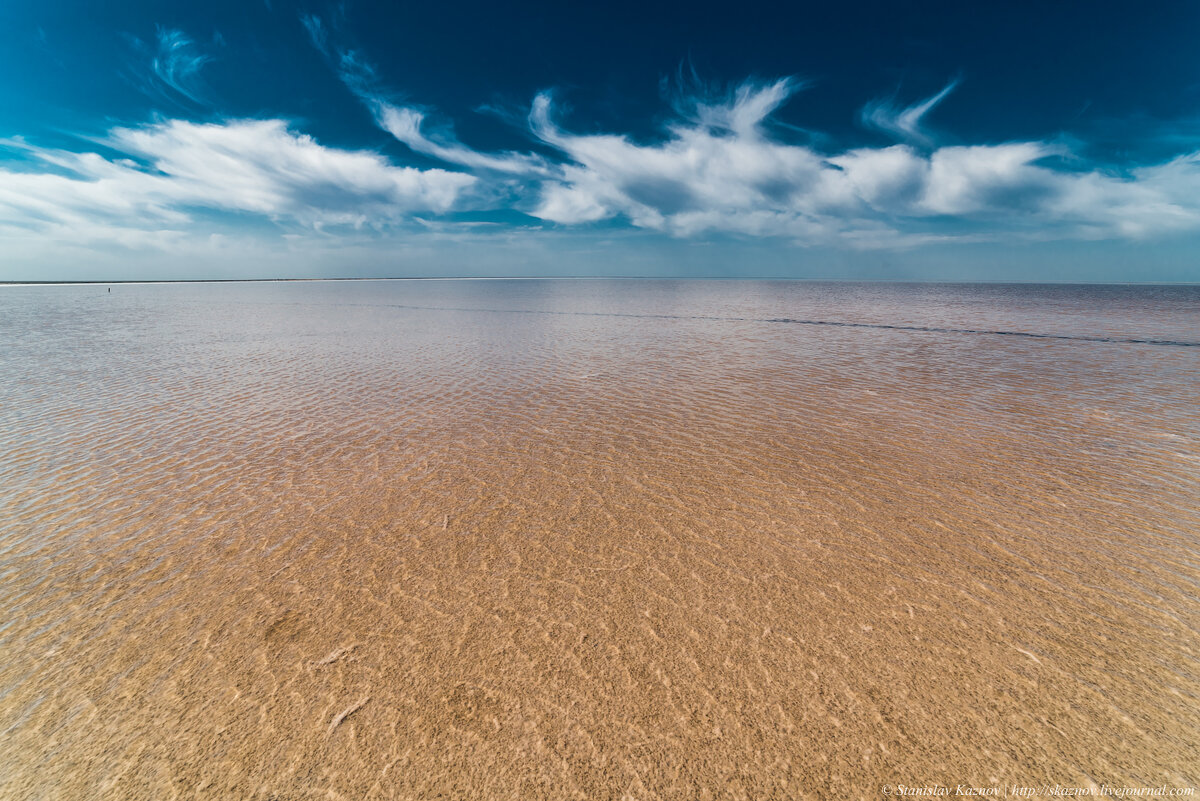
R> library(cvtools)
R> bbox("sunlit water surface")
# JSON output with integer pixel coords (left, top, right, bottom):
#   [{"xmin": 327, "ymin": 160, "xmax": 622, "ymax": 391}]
[{"xmin": 1, "ymin": 280, "xmax": 1198, "ymax": 799}]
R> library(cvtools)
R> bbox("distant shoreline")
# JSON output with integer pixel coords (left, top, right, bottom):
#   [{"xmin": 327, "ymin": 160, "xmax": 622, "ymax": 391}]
[{"xmin": 2, "ymin": 277, "xmax": 1198, "ymax": 287}]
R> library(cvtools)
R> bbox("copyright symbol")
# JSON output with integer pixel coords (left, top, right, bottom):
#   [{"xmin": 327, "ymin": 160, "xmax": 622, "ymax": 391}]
[{"xmin": 882, "ymin": 786, "xmax": 893, "ymax": 796}]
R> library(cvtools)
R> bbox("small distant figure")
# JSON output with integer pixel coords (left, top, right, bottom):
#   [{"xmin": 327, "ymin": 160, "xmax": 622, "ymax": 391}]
[{"xmin": 107, "ymin": 287, "xmax": 111, "ymax": 293}]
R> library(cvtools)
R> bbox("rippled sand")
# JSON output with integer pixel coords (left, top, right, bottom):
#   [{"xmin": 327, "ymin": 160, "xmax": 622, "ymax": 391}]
[{"xmin": 1, "ymin": 280, "xmax": 1198, "ymax": 799}]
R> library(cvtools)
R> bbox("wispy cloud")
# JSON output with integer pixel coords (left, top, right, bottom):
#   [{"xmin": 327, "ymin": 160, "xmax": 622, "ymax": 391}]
[
  {"xmin": 371, "ymin": 104, "xmax": 549, "ymax": 175},
  {"xmin": 860, "ymin": 79, "xmax": 959, "ymax": 146},
  {"xmin": 126, "ymin": 27, "xmax": 216, "ymax": 107},
  {"xmin": 301, "ymin": 14, "xmax": 546, "ymax": 175},
  {"xmin": 152, "ymin": 28, "xmax": 212, "ymax": 104}
]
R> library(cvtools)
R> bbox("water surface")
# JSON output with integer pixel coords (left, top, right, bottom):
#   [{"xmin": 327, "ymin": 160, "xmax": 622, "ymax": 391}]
[{"xmin": 1, "ymin": 280, "xmax": 1198, "ymax": 799}]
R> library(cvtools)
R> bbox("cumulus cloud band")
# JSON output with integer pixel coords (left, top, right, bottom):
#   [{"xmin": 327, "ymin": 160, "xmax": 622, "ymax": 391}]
[
  {"xmin": 510, "ymin": 82, "xmax": 1200, "ymax": 244},
  {"xmin": 5, "ymin": 58, "xmax": 1200, "ymax": 256},
  {"xmin": 291, "ymin": 14, "xmax": 1200, "ymax": 248},
  {"xmin": 0, "ymin": 118, "xmax": 474, "ymax": 247}
]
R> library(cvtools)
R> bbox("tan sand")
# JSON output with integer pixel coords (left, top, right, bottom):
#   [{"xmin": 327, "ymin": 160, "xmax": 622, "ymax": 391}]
[{"xmin": 1, "ymin": 286, "xmax": 1198, "ymax": 799}]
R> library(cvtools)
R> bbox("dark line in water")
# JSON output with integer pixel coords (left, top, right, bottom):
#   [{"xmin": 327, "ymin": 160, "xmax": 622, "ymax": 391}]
[
  {"xmin": 353, "ymin": 303, "xmax": 1199, "ymax": 348},
  {"xmin": 188, "ymin": 298, "xmax": 1198, "ymax": 348}
]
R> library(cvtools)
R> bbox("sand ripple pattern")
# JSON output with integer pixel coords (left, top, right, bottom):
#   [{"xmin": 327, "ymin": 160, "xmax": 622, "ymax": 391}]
[{"xmin": 1, "ymin": 280, "xmax": 1198, "ymax": 800}]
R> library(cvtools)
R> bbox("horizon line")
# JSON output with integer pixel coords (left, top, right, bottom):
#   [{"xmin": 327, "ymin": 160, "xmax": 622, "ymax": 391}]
[{"xmin": 3, "ymin": 277, "xmax": 1199, "ymax": 288}]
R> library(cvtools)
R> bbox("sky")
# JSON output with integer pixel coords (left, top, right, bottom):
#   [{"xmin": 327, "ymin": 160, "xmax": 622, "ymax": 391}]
[{"xmin": 2, "ymin": 0, "xmax": 1199, "ymax": 282}]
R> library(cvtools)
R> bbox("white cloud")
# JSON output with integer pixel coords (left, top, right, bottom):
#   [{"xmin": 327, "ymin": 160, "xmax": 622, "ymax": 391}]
[
  {"xmin": 6, "ymin": 54, "xmax": 1200, "ymax": 266},
  {"xmin": 295, "ymin": 17, "xmax": 1200, "ymax": 248},
  {"xmin": 920, "ymin": 143, "xmax": 1059, "ymax": 215},
  {"xmin": 860, "ymin": 80, "xmax": 959, "ymax": 146},
  {"xmin": 150, "ymin": 28, "xmax": 212, "ymax": 105},
  {"xmin": 1047, "ymin": 154, "xmax": 1200, "ymax": 237},
  {"xmin": 515, "ymin": 81, "xmax": 1200, "ymax": 246},
  {"xmin": 527, "ymin": 84, "xmax": 834, "ymax": 235},
  {"xmin": 0, "ymin": 118, "xmax": 476, "ymax": 241},
  {"xmin": 373, "ymin": 103, "xmax": 548, "ymax": 175},
  {"xmin": 302, "ymin": 13, "xmax": 545, "ymax": 175},
  {"xmin": 123, "ymin": 27, "xmax": 216, "ymax": 107}
]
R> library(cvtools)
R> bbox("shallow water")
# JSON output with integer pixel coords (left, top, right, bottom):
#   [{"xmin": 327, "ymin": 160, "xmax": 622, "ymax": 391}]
[{"xmin": 1, "ymin": 280, "xmax": 1198, "ymax": 799}]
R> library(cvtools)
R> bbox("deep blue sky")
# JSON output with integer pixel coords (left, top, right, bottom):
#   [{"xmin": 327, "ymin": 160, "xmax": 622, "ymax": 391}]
[{"xmin": 2, "ymin": 0, "xmax": 1199, "ymax": 281}]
